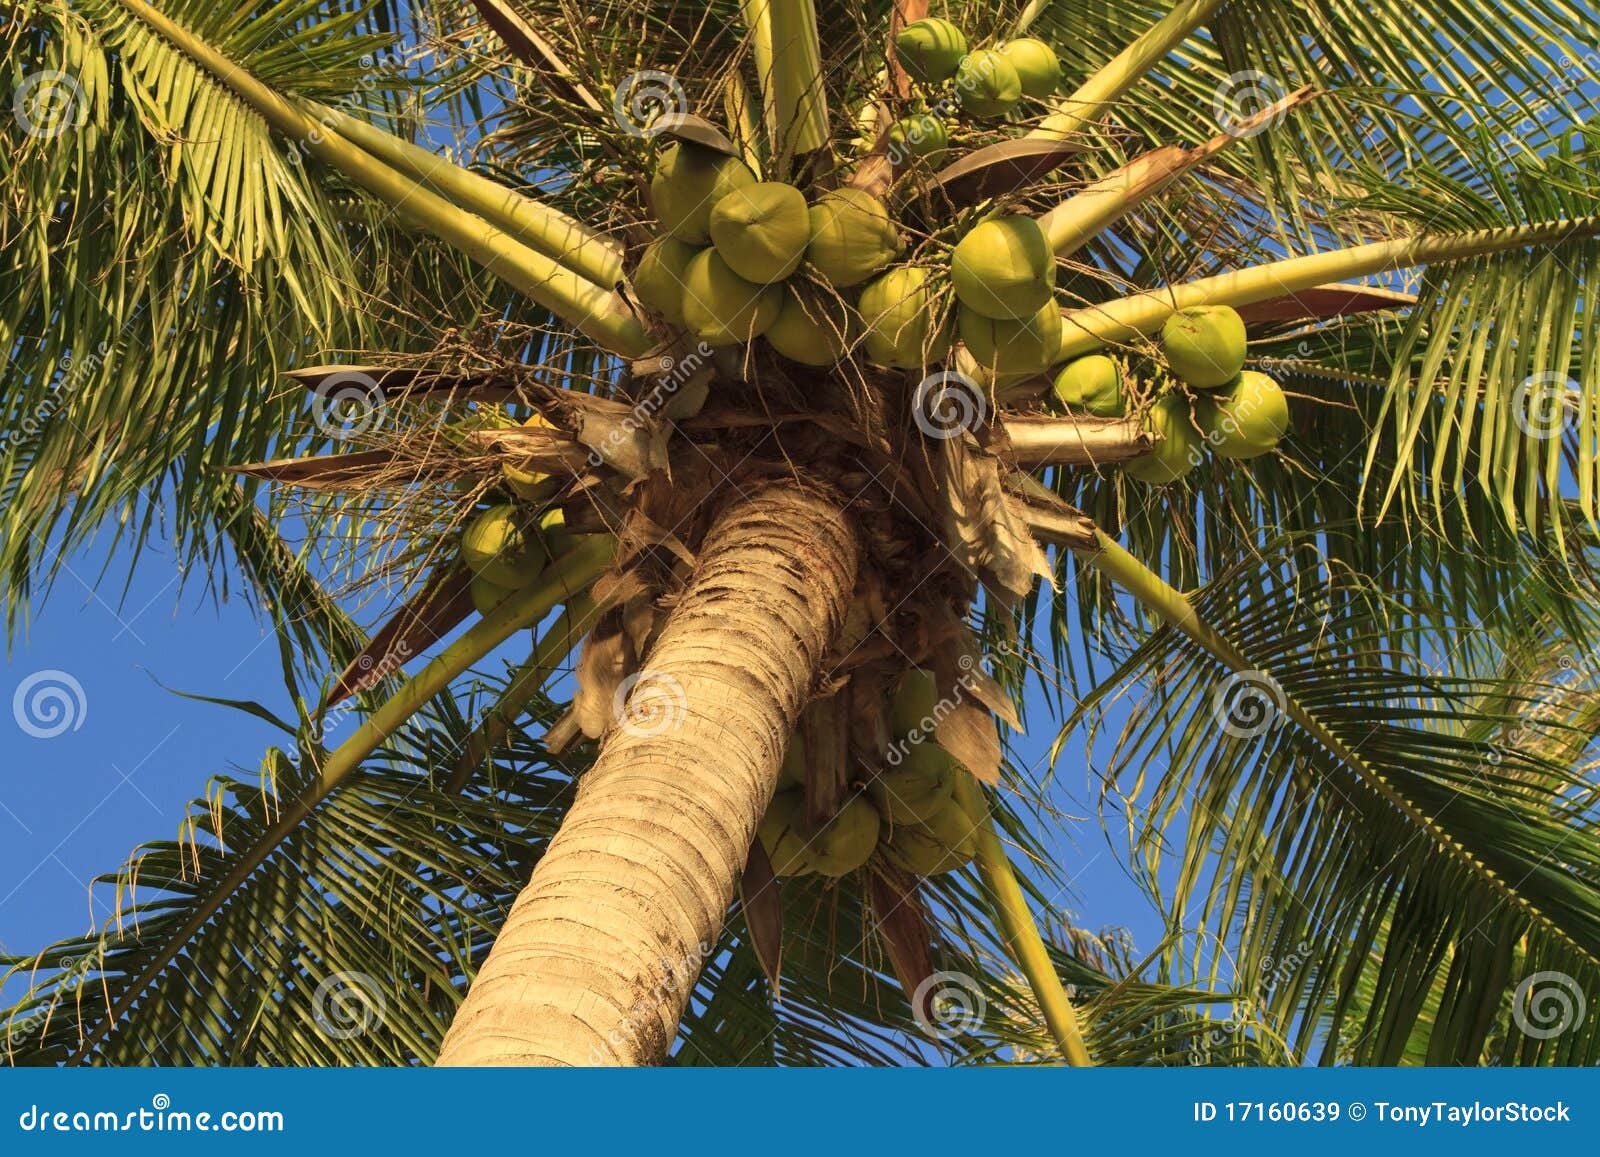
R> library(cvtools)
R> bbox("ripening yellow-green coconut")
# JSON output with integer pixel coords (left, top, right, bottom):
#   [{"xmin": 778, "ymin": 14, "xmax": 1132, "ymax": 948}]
[
  {"xmin": 1160, "ymin": 304, "xmax": 1249, "ymax": 389},
  {"xmin": 708, "ymin": 181, "xmax": 810, "ymax": 284},
  {"xmin": 1199, "ymin": 370, "xmax": 1289, "ymax": 458},
  {"xmin": 537, "ymin": 506, "xmax": 575, "ymax": 561},
  {"xmin": 950, "ymin": 214, "xmax": 1056, "ymax": 321},
  {"xmin": 461, "ymin": 504, "xmax": 546, "ymax": 588},
  {"xmin": 890, "ymin": 667, "xmax": 939, "ymax": 737},
  {"xmin": 495, "ymin": 411, "xmax": 559, "ymax": 499},
  {"xmin": 632, "ymin": 235, "xmax": 701, "ymax": 323},
  {"xmin": 869, "ymin": 742, "xmax": 957, "ymax": 824},
  {"xmin": 858, "ymin": 265, "xmax": 952, "ymax": 369},
  {"xmin": 649, "ymin": 142, "xmax": 756, "ymax": 244},
  {"xmin": 997, "ymin": 37, "xmax": 1062, "ymax": 98},
  {"xmin": 765, "ymin": 285, "xmax": 852, "ymax": 366},
  {"xmin": 955, "ymin": 50, "xmax": 1023, "ymax": 118},
  {"xmin": 469, "ymin": 573, "xmax": 515, "ymax": 616},
  {"xmin": 1052, "ymin": 354, "xmax": 1127, "ymax": 417},
  {"xmin": 806, "ymin": 188, "xmax": 903, "ymax": 288},
  {"xmin": 887, "ymin": 113, "xmax": 949, "ymax": 165},
  {"xmin": 958, "ymin": 300, "xmax": 1063, "ymax": 380},
  {"xmin": 1124, "ymin": 395, "xmax": 1202, "ymax": 485},
  {"xmin": 894, "ymin": 17, "xmax": 967, "ymax": 84},
  {"xmin": 758, "ymin": 789, "xmax": 815, "ymax": 877},
  {"xmin": 885, "ymin": 795, "xmax": 980, "ymax": 877},
  {"xmin": 680, "ymin": 248, "xmax": 783, "ymax": 346}
]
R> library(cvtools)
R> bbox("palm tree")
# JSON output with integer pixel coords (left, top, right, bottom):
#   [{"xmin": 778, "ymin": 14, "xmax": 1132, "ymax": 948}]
[{"xmin": 3, "ymin": 0, "xmax": 1599, "ymax": 1066}]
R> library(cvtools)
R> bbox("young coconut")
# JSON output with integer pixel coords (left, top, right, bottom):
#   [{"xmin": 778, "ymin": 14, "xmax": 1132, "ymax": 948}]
[
  {"xmin": 885, "ymin": 794, "xmax": 981, "ymax": 877},
  {"xmin": 758, "ymin": 789, "xmax": 815, "ymax": 877},
  {"xmin": 1161, "ymin": 305, "xmax": 1248, "ymax": 389},
  {"xmin": 959, "ymin": 299, "xmax": 1063, "ymax": 381},
  {"xmin": 707, "ymin": 181, "xmax": 810, "ymax": 284},
  {"xmin": 950, "ymin": 215, "xmax": 1056, "ymax": 321},
  {"xmin": 890, "ymin": 668, "xmax": 939, "ymax": 737},
  {"xmin": 869, "ymin": 742, "xmax": 957, "ymax": 825},
  {"xmin": 894, "ymin": 17, "xmax": 967, "ymax": 84},
  {"xmin": 680, "ymin": 248, "xmax": 783, "ymax": 346},
  {"xmin": 1124, "ymin": 395, "xmax": 1203, "ymax": 485},
  {"xmin": 469, "ymin": 573, "xmax": 514, "ymax": 616},
  {"xmin": 461, "ymin": 504, "xmax": 546, "ymax": 588},
  {"xmin": 954, "ymin": 50, "xmax": 1023, "ymax": 118},
  {"xmin": 858, "ymin": 265, "xmax": 952, "ymax": 369},
  {"xmin": 761, "ymin": 790, "xmax": 882, "ymax": 878},
  {"xmin": 765, "ymin": 285, "xmax": 852, "ymax": 366},
  {"xmin": 1052, "ymin": 354, "xmax": 1127, "ymax": 417},
  {"xmin": 632, "ymin": 235, "xmax": 701, "ymax": 323},
  {"xmin": 997, "ymin": 38, "xmax": 1062, "ymax": 98},
  {"xmin": 1199, "ymin": 370, "xmax": 1289, "ymax": 459},
  {"xmin": 650, "ymin": 142, "xmax": 756, "ymax": 244},
  {"xmin": 887, "ymin": 113, "xmax": 949, "ymax": 165},
  {"xmin": 806, "ymin": 188, "xmax": 903, "ymax": 288}
]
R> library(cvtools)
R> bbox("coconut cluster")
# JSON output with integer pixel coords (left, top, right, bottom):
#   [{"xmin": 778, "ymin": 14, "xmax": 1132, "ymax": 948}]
[
  {"xmin": 894, "ymin": 17, "xmax": 1062, "ymax": 121},
  {"xmin": 457, "ymin": 488, "xmax": 611, "ymax": 616},
  {"xmin": 757, "ymin": 670, "xmax": 982, "ymax": 881}
]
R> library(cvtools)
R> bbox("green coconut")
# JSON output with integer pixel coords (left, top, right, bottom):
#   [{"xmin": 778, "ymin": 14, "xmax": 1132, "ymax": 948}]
[
  {"xmin": 765, "ymin": 286, "xmax": 852, "ymax": 366},
  {"xmin": 950, "ymin": 214, "xmax": 1055, "ymax": 321},
  {"xmin": 887, "ymin": 113, "xmax": 949, "ymax": 165},
  {"xmin": 469, "ymin": 573, "xmax": 514, "ymax": 616},
  {"xmin": 1052, "ymin": 354, "xmax": 1126, "ymax": 417},
  {"xmin": 680, "ymin": 248, "xmax": 783, "ymax": 346},
  {"xmin": 1124, "ymin": 395, "xmax": 1202, "ymax": 485},
  {"xmin": 461, "ymin": 504, "xmax": 546, "ymax": 588},
  {"xmin": 890, "ymin": 668, "xmax": 939, "ymax": 737},
  {"xmin": 997, "ymin": 38, "xmax": 1062, "ymax": 98},
  {"xmin": 807, "ymin": 795, "xmax": 883, "ymax": 877},
  {"xmin": 1199, "ymin": 370, "xmax": 1289, "ymax": 459},
  {"xmin": 886, "ymin": 796, "xmax": 980, "ymax": 877},
  {"xmin": 955, "ymin": 50, "xmax": 1023, "ymax": 119},
  {"xmin": 958, "ymin": 300, "xmax": 1062, "ymax": 381},
  {"xmin": 805, "ymin": 189, "xmax": 902, "ymax": 288},
  {"xmin": 869, "ymin": 742, "xmax": 957, "ymax": 825},
  {"xmin": 1161, "ymin": 305, "xmax": 1248, "ymax": 389},
  {"xmin": 537, "ymin": 506, "xmax": 575, "ymax": 561},
  {"xmin": 858, "ymin": 265, "xmax": 952, "ymax": 369},
  {"xmin": 708, "ymin": 181, "xmax": 810, "ymax": 284},
  {"xmin": 632, "ymin": 235, "xmax": 701, "ymax": 323},
  {"xmin": 758, "ymin": 789, "xmax": 815, "ymax": 877},
  {"xmin": 649, "ymin": 142, "xmax": 756, "ymax": 244},
  {"xmin": 894, "ymin": 17, "xmax": 967, "ymax": 84}
]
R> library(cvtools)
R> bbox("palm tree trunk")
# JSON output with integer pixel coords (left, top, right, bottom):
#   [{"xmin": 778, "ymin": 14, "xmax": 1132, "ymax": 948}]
[{"xmin": 437, "ymin": 483, "xmax": 860, "ymax": 1065}]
